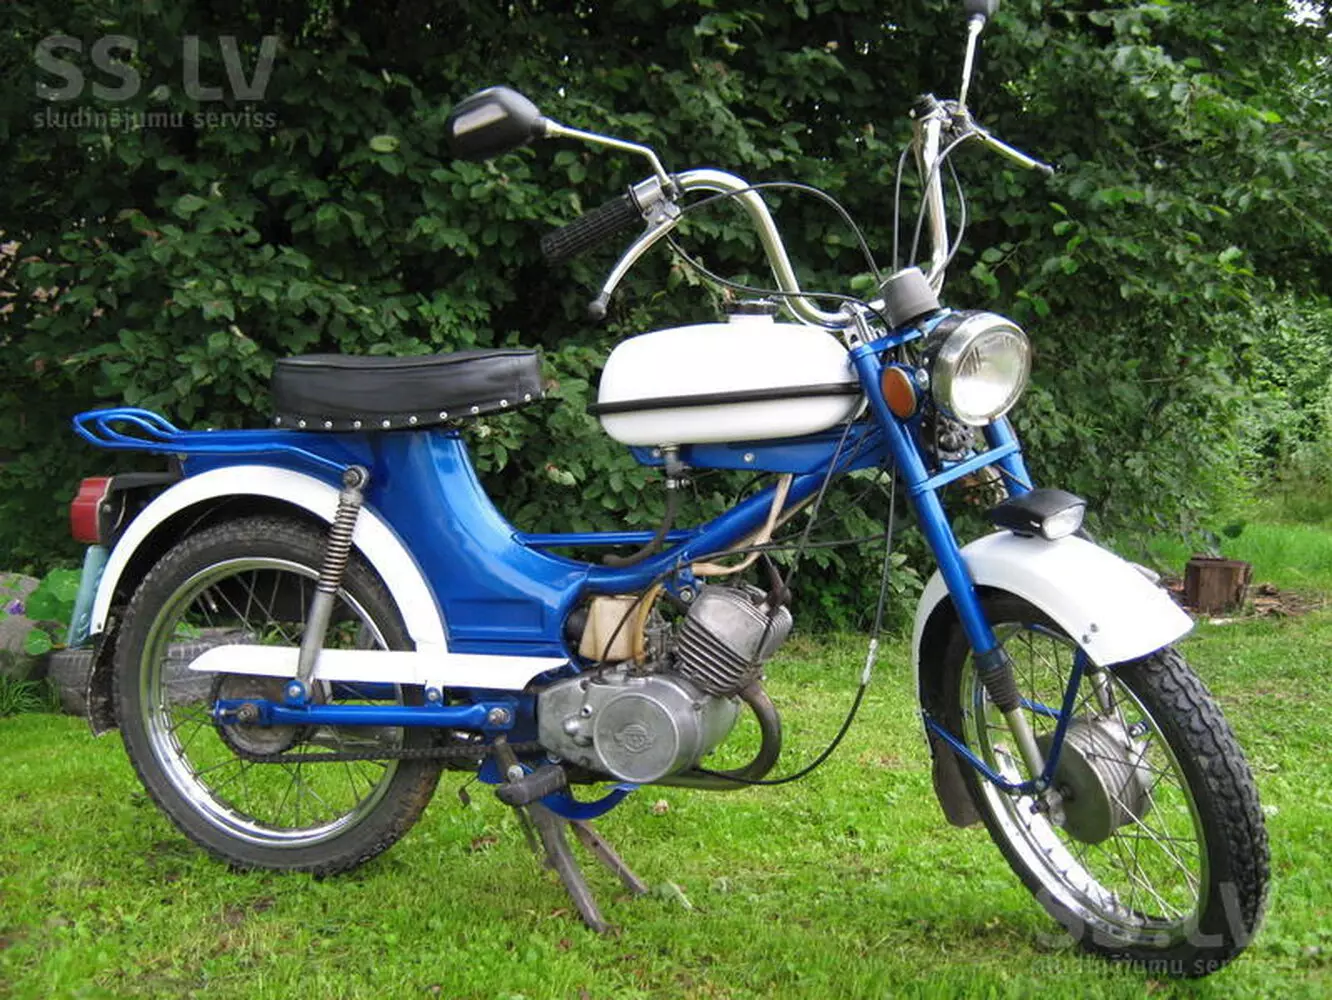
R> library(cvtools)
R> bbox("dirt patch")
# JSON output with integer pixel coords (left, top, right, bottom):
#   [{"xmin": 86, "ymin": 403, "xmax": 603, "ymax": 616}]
[{"xmin": 1165, "ymin": 578, "xmax": 1327, "ymax": 619}]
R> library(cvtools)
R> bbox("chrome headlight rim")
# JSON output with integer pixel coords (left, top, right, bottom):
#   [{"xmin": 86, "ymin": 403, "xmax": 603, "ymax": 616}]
[{"xmin": 925, "ymin": 311, "xmax": 1032, "ymax": 427}]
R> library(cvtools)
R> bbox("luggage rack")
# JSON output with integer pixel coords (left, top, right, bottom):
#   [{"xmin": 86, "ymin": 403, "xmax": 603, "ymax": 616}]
[{"xmin": 72, "ymin": 407, "xmax": 350, "ymax": 477}]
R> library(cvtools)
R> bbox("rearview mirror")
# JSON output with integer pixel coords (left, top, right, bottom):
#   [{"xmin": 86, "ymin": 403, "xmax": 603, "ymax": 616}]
[{"xmin": 445, "ymin": 86, "xmax": 546, "ymax": 161}]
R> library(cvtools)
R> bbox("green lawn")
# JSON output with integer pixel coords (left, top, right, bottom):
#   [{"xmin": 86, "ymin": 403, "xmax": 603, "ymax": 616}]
[
  {"xmin": 3, "ymin": 536, "xmax": 1330, "ymax": 999},
  {"xmin": 1141, "ymin": 494, "xmax": 1332, "ymax": 599}
]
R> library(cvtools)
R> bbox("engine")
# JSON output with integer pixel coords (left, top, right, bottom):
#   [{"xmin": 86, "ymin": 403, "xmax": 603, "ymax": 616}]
[{"xmin": 538, "ymin": 584, "xmax": 792, "ymax": 783}]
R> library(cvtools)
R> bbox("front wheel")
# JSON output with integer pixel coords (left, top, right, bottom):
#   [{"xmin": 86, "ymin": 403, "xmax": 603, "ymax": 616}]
[
  {"xmin": 114, "ymin": 516, "xmax": 444, "ymax": 875},
  {"xmin": 938, "ymin": 595, "xmax": 1269, "ymax": 976}
]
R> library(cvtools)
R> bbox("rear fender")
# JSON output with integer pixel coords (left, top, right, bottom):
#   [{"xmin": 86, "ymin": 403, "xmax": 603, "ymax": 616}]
[
  {"xmin": 90, "ymin": 464, "xmax": 447, "ymax": 649},
  {"xmin": 85, "ymin": 464, "xmax": 448, "ymax": 734}
]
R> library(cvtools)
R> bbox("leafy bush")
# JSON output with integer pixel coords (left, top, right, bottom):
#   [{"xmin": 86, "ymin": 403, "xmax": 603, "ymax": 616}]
[
  {"xmin": 17, "ymin": 569, "xmax": 82, "ymax": 655},
  {"xmin": 1244, "ymin": 296, "xmax": 1332, "ymax": 464},
  {"xmin": 2, "ymin": 0, "xmax": 1329, "ymax": 622},
  {"xmin": 0, "ymin": 568, "xmax": 81, "ymax": 657}
]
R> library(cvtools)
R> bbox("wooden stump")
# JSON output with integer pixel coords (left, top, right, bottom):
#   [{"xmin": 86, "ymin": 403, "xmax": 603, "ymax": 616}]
[{"xmin": 1184, "ymin": 556, "xmax": 1252, "ymax": 614}]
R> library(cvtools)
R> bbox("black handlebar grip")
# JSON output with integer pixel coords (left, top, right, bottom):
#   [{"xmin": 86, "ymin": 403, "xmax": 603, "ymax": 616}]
[
  {"xmin": 541, "ymin": 194, "xmax": 641, "ymax": 265},
  {"xmin": 495, "ymin": 764, "xmax": 569, "ymax": 807}
]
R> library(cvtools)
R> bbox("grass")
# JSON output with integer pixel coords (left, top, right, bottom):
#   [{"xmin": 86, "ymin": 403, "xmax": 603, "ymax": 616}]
[
  {"xmin": 0, "ymin": 677, "xmax": 58, "ymax": 718},
  {"xmin": 2, "ymin": 524, "xmax": 1331, "ymax": 999},
  {"xmin": 1143, "ymin": 495, "xmax": 1332, "ymax": 597}
]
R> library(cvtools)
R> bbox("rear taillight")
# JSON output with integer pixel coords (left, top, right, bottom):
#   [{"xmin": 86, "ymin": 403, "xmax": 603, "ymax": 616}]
[{"xmin": 71, "ymin": 476, "xmax": 112, "ymax": 544}]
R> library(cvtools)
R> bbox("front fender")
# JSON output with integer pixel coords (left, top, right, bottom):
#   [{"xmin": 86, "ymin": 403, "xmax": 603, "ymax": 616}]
[
  {"xmin": 90, "ymin": 464, "xmax": 447, "ymax": 653},
  {"xmin": 911, "ymin": 531, "xmax": 1192, "ymax": 828},
  {"xmin": 912, "ymin": 531, "xmax": 1191, "ymax": 681}
]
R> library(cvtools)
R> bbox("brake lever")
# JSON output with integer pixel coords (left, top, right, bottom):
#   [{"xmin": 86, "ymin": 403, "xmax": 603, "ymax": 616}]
[
  {"xmin": 970, "ymin": 124, "xmax": 1056, "ymax": 177},
  {"xmin": 576, "ymin": 174, "xmax": 682, "ymax": 321},
  {"xmin": 587, "ymin": 215, "xmax": 681, "ymax": 321}
]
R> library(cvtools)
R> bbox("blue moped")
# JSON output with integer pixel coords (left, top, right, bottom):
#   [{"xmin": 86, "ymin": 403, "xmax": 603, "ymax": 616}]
[{"xmin": 67, "ymin": 0, "xmax": 1266, "ymax": 974}]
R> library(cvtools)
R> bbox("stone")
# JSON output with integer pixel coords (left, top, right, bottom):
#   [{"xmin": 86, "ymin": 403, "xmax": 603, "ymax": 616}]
[
  {"xmin": 0, "ymin": 574, "xmax": 44, "ymax": 681},
  {"xmin": 48, "ymin": 648, "xmax": 94, "ymax": 716}
]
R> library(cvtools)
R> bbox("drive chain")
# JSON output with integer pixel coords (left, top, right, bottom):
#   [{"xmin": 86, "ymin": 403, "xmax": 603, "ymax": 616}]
[{"xmin": 234, "ymin": 741, "xmax": 544, "ymax": 766}]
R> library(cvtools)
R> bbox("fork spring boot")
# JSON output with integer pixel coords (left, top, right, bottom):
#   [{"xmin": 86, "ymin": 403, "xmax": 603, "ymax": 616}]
[{"xmin": 975, "ymin": 645, "xmax": 1020, "ymax": 713}]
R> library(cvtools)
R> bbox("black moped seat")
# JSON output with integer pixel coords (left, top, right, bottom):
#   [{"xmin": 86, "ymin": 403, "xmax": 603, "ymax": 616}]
[{"xmin": 270, "ymin": 349, "xmax": 544, "ymax": 432}]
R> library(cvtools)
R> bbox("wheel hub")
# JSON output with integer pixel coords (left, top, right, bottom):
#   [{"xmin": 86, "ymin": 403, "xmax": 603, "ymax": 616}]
[
  {"xmin": 212, "ymin": 674, "xmax": 310, "ymax": 757},
  {"xmin": 1038, "ymin": 717, "xmax": 1153, "ymax": 844}
]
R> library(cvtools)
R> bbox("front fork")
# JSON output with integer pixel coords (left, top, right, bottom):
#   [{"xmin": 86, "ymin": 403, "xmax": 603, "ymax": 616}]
[{"xmin": 850, "ymin": 343, "xmax": 1056, "ymax": 794}]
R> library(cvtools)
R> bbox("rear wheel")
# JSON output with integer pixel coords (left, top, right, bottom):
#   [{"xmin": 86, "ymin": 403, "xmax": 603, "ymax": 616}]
[
  {"xmin": 114, "ymin": 516, "xmax": 443, "ymax": 874},
  {"xmin": 939, "ymin": 594, "xmax": 1269, "ymax": 976}
]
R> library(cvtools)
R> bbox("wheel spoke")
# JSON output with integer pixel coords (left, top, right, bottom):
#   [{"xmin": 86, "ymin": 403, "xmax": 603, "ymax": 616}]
[{"xmin": 136, "ymin": 552, "xmax": 412, "ymax": 849}]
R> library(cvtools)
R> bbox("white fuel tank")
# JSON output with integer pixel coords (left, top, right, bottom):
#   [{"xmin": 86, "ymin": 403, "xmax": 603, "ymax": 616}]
[{"xmin": 593, "ymin": 313, "xmax": 863, "ymax": 447}]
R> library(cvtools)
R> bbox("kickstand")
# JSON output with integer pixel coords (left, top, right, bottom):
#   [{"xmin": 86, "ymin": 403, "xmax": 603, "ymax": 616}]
[
  {"xmin": 523, "ymin": 805, "xmax": 650, "ymax": 933},
  {"xmin": 492, "ymin": 741, "xmax": 648, "ymax": 932},
  {"xmin": 570, "ymin": 819, "xmax": 649, "ymax": 897},
  {"xmin": 527, "ymin": 803, "xmax": 611, "ymax": 932}
]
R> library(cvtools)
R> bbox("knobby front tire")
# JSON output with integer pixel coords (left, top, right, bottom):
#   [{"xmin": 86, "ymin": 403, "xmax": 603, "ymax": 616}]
[
  {"xmin": 938, "ymin": 594, "xmax": 1269, "ymax": 977},
  {"xmin": 113, "ymin": 516, "xmax": 443, "ymax": 875}
]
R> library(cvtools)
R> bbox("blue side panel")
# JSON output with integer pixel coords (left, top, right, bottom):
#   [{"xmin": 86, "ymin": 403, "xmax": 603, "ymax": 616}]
[
  {"xmin": 85, "ymin": 412, "xmax": 893, "ymax": 658},
  {"xmin": 368, "ymin": 432, "xmax": 591, "ymax": 656}
]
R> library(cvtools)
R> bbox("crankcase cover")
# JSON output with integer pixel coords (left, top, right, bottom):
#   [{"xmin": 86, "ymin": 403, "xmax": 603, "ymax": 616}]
[{"xmin": 537, "ymin": 670, "xmax": 740, "ymax": 784}]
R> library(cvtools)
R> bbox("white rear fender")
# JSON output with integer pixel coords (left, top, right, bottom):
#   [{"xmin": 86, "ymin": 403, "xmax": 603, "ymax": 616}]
[
  {"xmin": 91, "ymin": 464, "xmax": 447, "ymax": 652},
  {"xmin": 912, "ymin": 531, "xmax": 1193, "ymax": 683}
]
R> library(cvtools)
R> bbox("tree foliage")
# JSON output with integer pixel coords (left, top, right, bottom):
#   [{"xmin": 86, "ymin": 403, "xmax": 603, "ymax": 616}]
[{"xmin": 1, "ymin": 1, "xmax": 1329, "ymax": 615}]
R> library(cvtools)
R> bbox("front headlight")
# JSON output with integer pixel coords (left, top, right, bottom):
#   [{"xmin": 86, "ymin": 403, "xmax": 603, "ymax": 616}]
[{"xmin": 924, "ymin": 311, "xmax": 1031, "ymax": 426}]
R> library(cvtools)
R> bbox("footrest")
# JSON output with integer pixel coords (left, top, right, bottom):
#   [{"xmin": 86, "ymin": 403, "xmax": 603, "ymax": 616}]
[{"xmin": 496, "ymin": 764, "xmax": 569, "ymax": 807}]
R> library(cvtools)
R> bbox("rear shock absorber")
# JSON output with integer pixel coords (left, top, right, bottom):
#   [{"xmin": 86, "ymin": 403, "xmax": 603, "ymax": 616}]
[{"xmin": 289, "ymin": 465, "xmax": 368, "ymax": 701}]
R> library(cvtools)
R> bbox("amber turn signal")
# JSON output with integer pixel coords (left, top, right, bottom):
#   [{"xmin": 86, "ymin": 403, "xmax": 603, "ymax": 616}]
[{"xmin": 880, "ymin": 366, "xmax": 920, "ymax": 419}]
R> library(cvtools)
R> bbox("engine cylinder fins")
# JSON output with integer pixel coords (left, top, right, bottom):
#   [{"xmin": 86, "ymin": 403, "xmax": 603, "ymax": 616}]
[{"xmin": 675, "ymin": 585, "xmax": 793, "ymax": 697}]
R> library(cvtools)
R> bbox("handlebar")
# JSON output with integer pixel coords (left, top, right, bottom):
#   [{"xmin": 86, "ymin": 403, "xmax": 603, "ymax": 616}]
[
  {"xmin": 582, "ymin": 169, "xmax": 852, "ymax": 329},
  {"xmin": 538, "ymin": 66, "xmax": 1054, "ymax": 326},
  {"xmin": 540, "ymin": 193, "xmax": 642, "ymax": 264},
  {"xmin": 559, "ymin": 107, "xmax": 1053, "ymax": 326},
  {"xmin": 972, "ymin": 125, "xmax": 1055, "ymax": 177}
]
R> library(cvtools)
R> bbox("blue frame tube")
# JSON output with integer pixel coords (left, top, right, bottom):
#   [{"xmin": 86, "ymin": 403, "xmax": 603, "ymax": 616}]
[
  {"xmin": 214, "ymin": 699, "xmax": 511, "ymax": 730},
  {"xmin": 984, "ymin": 418, "xmax": 1032, "ymax": 495},
  {"xmin": 911, "ymin": 440, "xmax": 1020, "ymax": 496},
  {"xmin": 848, "ymin": 344, "xmax": 1000, "ymax": 658},
  {"xmin": 518, "ymin": 530, "xmax": 694, "ymax": 548}
]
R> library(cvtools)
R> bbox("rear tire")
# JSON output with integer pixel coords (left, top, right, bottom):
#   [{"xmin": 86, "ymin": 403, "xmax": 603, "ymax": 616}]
[
  {"xmin": 114, "ymin": 516, "xmax": 443, "ymax": 875},
  {"xmin": 938, "ymin": 594, "xmax": 1269, "ymax": 976}
]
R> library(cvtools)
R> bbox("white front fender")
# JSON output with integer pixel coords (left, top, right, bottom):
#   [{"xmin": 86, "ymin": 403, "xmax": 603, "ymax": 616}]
[{"xmin": 912, "ymin": 531, "xmax": 1193, "ymax": 679}]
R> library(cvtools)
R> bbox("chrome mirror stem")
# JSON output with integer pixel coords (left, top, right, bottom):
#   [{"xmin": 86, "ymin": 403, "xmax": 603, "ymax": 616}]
[
  {"xmin": 543, "ymin": 121, "xmax": 674, "ymax": 190},
  {"xmin": 956, "ymin": 15, "xmax": 986, "ymax": 113}
]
